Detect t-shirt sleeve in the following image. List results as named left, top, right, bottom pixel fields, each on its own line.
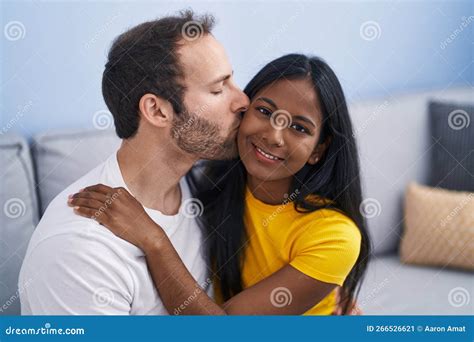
left=289, top=214, right=362, bottom=286
left=19, top=231, right=133, bottom=315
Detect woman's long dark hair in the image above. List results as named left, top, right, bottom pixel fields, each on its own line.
left=187, top=53, right=371, bottom=314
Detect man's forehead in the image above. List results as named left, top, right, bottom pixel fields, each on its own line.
left=177, top=35, right=231, bottom=82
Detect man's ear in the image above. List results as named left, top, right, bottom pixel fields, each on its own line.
left=138, top=93, right=174, bottom=128
left=307, top=137, right=331, bottom=165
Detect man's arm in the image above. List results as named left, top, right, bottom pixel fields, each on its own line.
left=19, top=232, right=133, bottom=315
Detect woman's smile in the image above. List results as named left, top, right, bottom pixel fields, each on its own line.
left=251, top=142, right=285, bottom=164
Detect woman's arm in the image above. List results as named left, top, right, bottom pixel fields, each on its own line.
left=143, top=230, right=335, bottom=315
left=68, top=184, right=337, bottom=315
left=142, top=226, right=225, bottom=315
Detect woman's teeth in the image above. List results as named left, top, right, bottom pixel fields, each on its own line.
left=255, top=146, right=281, bottom=161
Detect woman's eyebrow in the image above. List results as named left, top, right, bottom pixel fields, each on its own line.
left=257, top=97, right=316, bottom=128
left=293, top=115, right=316, bottom=128
left=256, top=97, right=278, bottom=108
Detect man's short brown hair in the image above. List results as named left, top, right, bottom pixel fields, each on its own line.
left=102, top=9, right=215, bottom=139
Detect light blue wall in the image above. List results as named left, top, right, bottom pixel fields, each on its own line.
left=1, top=0, right=472, bottom=137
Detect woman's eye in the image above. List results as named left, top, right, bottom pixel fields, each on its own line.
left=211, top=90, right=223, bottom=95
left=290, top=123, right=309, bottom=134
left=257, top=107, right=272, bottom=116
left=256, top=106, right=310, bottom=134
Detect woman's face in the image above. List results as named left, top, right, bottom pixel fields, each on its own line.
left=237, top=78, right=324, bottom=183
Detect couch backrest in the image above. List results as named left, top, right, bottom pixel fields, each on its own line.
left=33, top=129, right=121, bottom=214
left=351, top=86, right=473, bottom=255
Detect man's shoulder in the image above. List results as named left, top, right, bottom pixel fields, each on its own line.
left=27, top=158, right=141, bottom=259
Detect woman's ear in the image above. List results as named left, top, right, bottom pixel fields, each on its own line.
left=307, top=138, right=331, bottom=165
left=138, top=93, right=174, bottom=128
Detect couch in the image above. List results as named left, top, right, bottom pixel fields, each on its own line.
left=1, top=86, right=472, bottom=315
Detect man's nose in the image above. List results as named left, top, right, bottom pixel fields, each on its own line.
left=231, top=88, right=250, bottom=114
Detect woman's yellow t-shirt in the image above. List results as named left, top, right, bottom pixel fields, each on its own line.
left=241, top=187, right=361, bottom=315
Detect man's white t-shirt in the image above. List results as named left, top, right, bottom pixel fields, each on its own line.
left=19, top=152, right=211, bottom=315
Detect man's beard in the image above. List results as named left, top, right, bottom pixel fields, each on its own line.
left=171, top=109, right=239, bottom=160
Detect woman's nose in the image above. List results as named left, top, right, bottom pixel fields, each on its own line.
left=263, top=126, right=285, bottom=147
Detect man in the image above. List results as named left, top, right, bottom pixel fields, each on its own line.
left=19, top=10, right=249, bottom=314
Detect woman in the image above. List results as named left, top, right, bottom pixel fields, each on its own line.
left=68, top=54, right=370, bottom=315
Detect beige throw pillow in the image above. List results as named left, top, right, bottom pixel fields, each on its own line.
left=400, top=182, right=474, bottom=271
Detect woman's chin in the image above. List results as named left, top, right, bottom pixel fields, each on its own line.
left=240, top=156, right=277, bottom=182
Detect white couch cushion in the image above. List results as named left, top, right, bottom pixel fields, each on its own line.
left=359, top=254, right=473, bottom=315
left=0, top=133, right=38, bottom=315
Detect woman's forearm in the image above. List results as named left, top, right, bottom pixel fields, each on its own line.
left=142, top=227, right=227, bottom=315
